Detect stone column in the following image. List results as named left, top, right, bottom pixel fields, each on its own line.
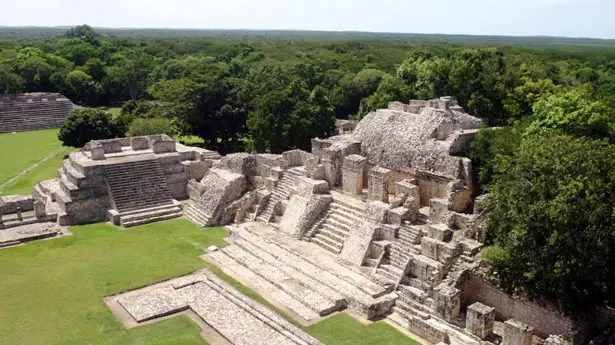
left=16, top=207, right=22, bottom=221
left=368, top=166, right=392, bottom=203
left=342, top=155, right=366, bottom=195
left=503, top=319, right=533, bottom=345
left=34, top=201, right=46, bottom=220
left=466, top=302, right=495, bottom=339
left=90, top=146, right=105, bottom=160
left=322, top=148, right=337, bottom=188
left=434, top=285, right=460, bottom=322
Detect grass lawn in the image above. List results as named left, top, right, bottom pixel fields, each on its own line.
left=0, top=219, right=419, bottom=345
left=0, top=129, right=64, bottom=186
left=1, top=147, right=74, bottom=195
left=107, top=107, right=121, bottom=118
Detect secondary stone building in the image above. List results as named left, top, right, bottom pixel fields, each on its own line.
left=0, top=93, right=74, bottom=133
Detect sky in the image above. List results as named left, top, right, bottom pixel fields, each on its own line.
left=2, top=0, right=614, bottom=39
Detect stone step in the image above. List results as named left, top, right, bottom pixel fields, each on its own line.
left=121, top=211, right=183, bottom=228
left=234, top=237, right=346, bottom=312
left=311, top=235, right=342, bottom=254
left=234, top=227, right=391, bottom=302
left=319, top=222, right=348, bottom=239
left=208, top=249, right=321, bottom=321
left=120, top=206, right=182, bottom=223
left=221, top=245, right=339, bottom=316
left=394, top=300, right=431, bottom=320
left=315, top=228, right=345, bottom=246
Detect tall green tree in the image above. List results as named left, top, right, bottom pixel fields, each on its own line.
left=59, top=108, right=121, bottom=147
left=483, top=133, right=615, bottom=310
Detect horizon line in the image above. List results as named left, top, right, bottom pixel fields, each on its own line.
left=1, top=25, right=614, bottom=41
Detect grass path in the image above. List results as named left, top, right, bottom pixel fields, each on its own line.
left=0, top=129, right=63, bottom=187
left=0, top=219, right=419, bottom=345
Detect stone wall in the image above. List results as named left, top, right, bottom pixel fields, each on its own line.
left=461, top=273, right=574, bottom=337
left=0, top=195, right=34, bottom=214
left=0, top=93, right=74, bottom=133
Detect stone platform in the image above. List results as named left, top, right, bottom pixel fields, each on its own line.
left=207, top=222, right=397, bottom=322
left=107, top=269, right=323, bottom=345
left=0, top=222, right=67, bottom=248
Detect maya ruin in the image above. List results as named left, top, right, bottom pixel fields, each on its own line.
left=0, top=95, right=576, bottom=345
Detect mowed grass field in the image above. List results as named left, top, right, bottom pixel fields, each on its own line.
left=0, top=129, right=64, bottom=189
left=0, top=219, right=419, bottom=345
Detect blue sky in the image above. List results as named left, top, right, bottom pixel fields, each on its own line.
left=3, top=0, right=613, bottom=39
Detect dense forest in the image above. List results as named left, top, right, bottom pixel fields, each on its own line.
left=1, top=25, right=615, bottom=323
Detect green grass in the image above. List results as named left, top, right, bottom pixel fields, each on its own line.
left=0, top=219, right=418, bottom=345
left=107, top=107, right=121, bottom=118
left=307, top=313, right=421, bottom=345
left=0, top=129, right=64, bottom=186
left=1, top=147, right=74, bottom=195
left=174, top=135, right=205, bottom=146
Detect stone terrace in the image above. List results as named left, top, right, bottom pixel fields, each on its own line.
left=109, top=268, right=323, bottom=345
left=208, top=222, right=396, bottom=322
left=0, top=93, right=74, bottom=133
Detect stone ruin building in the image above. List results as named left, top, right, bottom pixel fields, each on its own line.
left=0, top=98, right=575, bottom=345
left=0, top=93, right=74, bottom=133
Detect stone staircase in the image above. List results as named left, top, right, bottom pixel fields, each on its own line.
left=304, top=194, right=364, bottom=254
left=184, top=201, right=212, bottom=227
left=256, top=167, right=303, bottom=223
left=0, top=93, right=73, bottom=133
left=105, top=159, right=181, bottom=227
left=389, top=223, right=423, bottom=270
left=208, top=225, right=395, bottom=321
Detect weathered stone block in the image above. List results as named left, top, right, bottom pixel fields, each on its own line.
left=342, top=155, right=366, bottom=195
left=90, top=146, right=105, bottom=160
left=295, top=177, right=329, bottom=197
left=340, top=221, right=378, bottom=265
left=151, top=137, right=176, bottom=153
left=503, top=319, right=533, bottom=345
left=365, top=201, right=388, bottom=223
left=434, top=285, right=460, bottom=321
left=387, top=207, right=409, bottom=225
left=421, top=237, right=459, bottom=264
left=368, top=166, right=391, bottom=202
left=427, top=223, right=453, bottom=242
left=131, top=137, right=150, bottom=150
left=467, top=302, right=495, bottom=339
left=279, top=194, right=332, bottom=239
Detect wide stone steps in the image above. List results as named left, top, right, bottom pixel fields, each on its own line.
left=120, top=205, right=183, bottom=228
left=394, top=299, right=432, bottom=320
left=232, top=238, right=345, bottom=313
left=0, top=96, right=73, bottom=133
left=210, top=226, right=393, bottom=320
left=105, top=159, right=174, bottom=213
left=376, top=264, right=404, bottom=284
left=184, top=202, right=212, bottom=227
left=307, top=197, right=362, bottom=254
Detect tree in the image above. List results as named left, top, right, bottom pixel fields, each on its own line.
left=64, top=70, right=100, bottom=105
left=114, top=100, right=165, bottom=134
left=356, top=74, right=413, bottom=118
left=58, top=108, right=122, bottom=147
left=503, top=77, right=562, bottom=121
left=127, top=118, right=176, bottom=137
left=103, top=54, right=152, bottom=100
left=0, top=65, right=25, bottom=93
left=483, top=133, right=615, bottom=310
left=449, top=49, right=508, bottom=125
left=527, top=90, right=614, bottom=141
left=247, top=89, right=295, bottom=153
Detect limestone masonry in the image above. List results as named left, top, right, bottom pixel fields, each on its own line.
left=0, top=97, right=574, bottom=345
left=0, top=93, right=74, bottom=133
